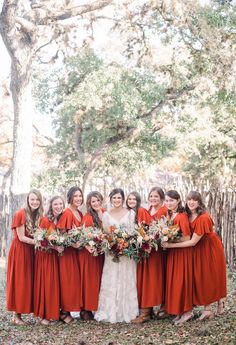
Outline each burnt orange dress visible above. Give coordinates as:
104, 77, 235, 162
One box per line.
191, 212, 227, 306
137, 207, 167, 308
57, 208, 82, 311
165, 213, 193, 315
6, 209, 35, 313
80, 212, 105, 311
34, 217, 60, 320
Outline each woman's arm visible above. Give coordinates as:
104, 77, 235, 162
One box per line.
162, 233, 203, 249
16, 225, 35, 245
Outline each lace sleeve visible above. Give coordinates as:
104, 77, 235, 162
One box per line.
102, 212, 110, 233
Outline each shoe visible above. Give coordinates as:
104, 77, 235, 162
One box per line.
217, 298, 226, 315
80, 310, 94, 321
12, 317, 27, 326
174, 312, 194, 325
172, 315, 181, 322
131, 308, 151, 324
60, 312, 74, 324
196, 310, 214, 321
40, 319, 50, 326
156, 309, 169, 320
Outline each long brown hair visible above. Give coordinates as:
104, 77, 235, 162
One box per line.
47, 196, 65, 222
126, 191, 141, 225
148, 187, 165, 201
24, 189, 44, 232
86, 191, 103, 228
185, 191, 206, 217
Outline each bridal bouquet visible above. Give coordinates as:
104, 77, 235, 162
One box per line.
155, 217, 181, 243
46, 228, 68, 254
104, 225, 132, 262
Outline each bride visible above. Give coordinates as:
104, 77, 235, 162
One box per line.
95, 188, 139, 323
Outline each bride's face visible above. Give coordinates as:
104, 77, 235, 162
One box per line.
111, 193, 123, 208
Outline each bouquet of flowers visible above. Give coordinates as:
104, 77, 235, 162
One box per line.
77, 226, 107, 256
104, 225, 132, 262
155, 217, 181, 244
34, 228, 51, 251
66, 227, 82, 246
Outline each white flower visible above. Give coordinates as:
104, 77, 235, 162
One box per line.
162, 236, 169, 242
137, 236, 143, 244
89, 240, 95, 247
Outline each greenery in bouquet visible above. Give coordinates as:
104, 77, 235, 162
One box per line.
155, 216, 182, 243
78, 226, 107, 256
34, 228, 51, 251
104, 225, 132, 263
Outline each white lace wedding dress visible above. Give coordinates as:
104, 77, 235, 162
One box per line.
95, 210, 139, 323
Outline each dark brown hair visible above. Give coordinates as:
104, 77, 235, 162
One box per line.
126, 191, 141, 224
67, 186, 84, 205
109, 188, 125, 203
148, 187, 165, 201
86, 191, 104, 228
185, 191, 206, 217
165, 190, 185, 214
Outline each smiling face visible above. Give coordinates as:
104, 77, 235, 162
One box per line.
165, 195, 179, 212
149, 191, 162, 208
127, 194, 137, 209
71, 190, 83, 208
111, 193, 123, 208
51, 197, 64, 217
90, 196, 102, 212
187, 198, 199, 213
28, 193, 41, 210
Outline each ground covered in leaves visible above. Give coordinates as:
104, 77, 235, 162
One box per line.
0, 258, 235, 345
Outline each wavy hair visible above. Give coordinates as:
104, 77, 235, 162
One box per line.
47, 196, 65, 222
126, 191, 141, 224
86, 191, 104, 228
165, 190, 185, 216
23, 189, 44, 232
185, 191, 206, 217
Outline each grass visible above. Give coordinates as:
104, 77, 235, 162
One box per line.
0, 258, 235, 345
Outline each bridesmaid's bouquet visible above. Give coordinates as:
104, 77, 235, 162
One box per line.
34, 227, 67, 255
77, 227, 107, 256
154, 217, 181, 243
34, 228, 51, 251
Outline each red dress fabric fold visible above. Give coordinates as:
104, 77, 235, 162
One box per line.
6, 209, 35, 314
165, 213, 193, 315
137, 207, 166, 308
80, 213, 104, 311
33, 216, 60, 320
191, 212, 227, 305
56, 208, 82, 311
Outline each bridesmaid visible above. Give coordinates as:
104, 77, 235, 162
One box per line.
148, 187, 168, 319
6, 189, 43, 325
163, 190, 193, 324
34, 196, 65, 325
163, 191, 227, 320
126, 191, 162, 323
56, 186, 83, 323
80, 191, 105, 320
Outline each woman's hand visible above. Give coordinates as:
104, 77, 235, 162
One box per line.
162, 242, 171, 249
54, 246, 64, 254
85, 245, 94, 254
72, 241, 81, 249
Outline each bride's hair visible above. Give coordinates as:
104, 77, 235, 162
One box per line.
109, 188, 125, 203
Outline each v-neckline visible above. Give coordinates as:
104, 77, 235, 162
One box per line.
107, 210, 129, 223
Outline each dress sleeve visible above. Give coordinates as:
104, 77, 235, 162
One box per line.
39, 216, 50, 229
57, 209, 74, 230
11, 209, 26, 229
174, 213, 191, 236
82, 214, 94, 227
138, 208, 152, 225
193, 213, 214, 235
102, 212, 110, 231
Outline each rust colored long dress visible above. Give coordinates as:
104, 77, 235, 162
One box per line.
6, 209, 35, 314
34, 217, 60, 320
191, 212, 227, 306
80, 213, 105, 311
165, 213, 193, 315
56, 208, 82, 311
137, 207, 167, 308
